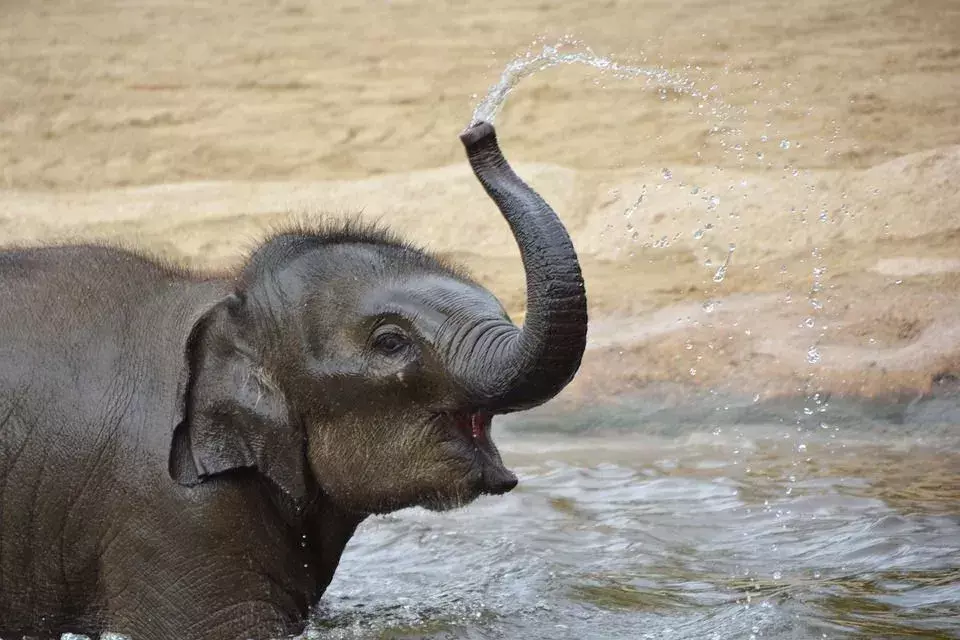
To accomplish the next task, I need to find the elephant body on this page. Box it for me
[0,246,348,639]
[0,123,587,640]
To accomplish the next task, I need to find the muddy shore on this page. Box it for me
[2,0,959,413]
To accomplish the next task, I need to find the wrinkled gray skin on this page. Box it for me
[0,122,587,640]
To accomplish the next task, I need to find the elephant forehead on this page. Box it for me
[361,275,507,327]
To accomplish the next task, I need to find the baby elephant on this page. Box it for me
[0,122,587,640]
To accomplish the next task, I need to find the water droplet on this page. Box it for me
[661,168,673,181]
[760,134,768,143]
[708,195,720,209]
[689,368,697,376]
[804,317,815,328]
[806,347,821,364]
[468,40,707,126]
[690,185,700,195]
[702,300,717,313]
[712,246,733,283]
[622,194,645,219]
[779,139,791,150]
[772,571,782,580]
[756,151,764,160]
[693,229,704,239]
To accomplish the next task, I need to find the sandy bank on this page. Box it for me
[2,0,959,409]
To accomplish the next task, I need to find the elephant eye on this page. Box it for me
[373,331,410,356]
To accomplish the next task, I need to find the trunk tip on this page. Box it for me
[460,120,496,149]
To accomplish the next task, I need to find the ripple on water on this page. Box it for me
[51,428,960,640]
[315,428,960,639]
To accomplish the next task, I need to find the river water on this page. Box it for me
[50,401,960,640]
[312,401,960,640]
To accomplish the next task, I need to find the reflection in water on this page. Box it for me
[311,423,960,640]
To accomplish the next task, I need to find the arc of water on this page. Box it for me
[469,41,706,127]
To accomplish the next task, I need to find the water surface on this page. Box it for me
[313,407,960,639]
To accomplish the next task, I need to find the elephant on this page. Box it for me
[0,121,587,640]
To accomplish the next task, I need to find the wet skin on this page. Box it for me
[0,122,587,640]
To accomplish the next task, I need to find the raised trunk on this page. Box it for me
[459,121,588,413]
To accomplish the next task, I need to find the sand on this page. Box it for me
[1,0,959,406]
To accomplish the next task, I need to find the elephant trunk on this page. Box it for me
[459,121,588,414]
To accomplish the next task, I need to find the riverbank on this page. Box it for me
[1,145,958,408]
[2,0,959,412]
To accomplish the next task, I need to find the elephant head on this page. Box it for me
[170,122,588,514]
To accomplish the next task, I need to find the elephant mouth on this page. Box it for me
[455,411,491,443]
[444,410,518,496]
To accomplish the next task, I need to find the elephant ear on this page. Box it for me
[169,293,308,502]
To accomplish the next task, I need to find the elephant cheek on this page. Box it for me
[305,431,370,505]
[302,424,417,511]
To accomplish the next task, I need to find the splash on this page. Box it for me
[469,39,709,127]
[467,39,744,263]
[712,243,736,283]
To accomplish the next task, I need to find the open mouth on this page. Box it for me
[439,410,517,496]
[432,410,492,447]
[452,411,491,445]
